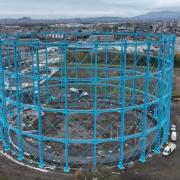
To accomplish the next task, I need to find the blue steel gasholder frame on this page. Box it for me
[0,32,176,172]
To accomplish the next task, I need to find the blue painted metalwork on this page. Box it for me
[118,43,127,169]
[139,39,151,162]
[0,39,10,151]
[0,32,176,172]
[35,44,45,168]
[63,44,70,173]
[13,41,24,160]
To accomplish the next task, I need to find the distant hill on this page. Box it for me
[0,11,180,24]
[132,11,180,21]
[55,12,180,23]
[18,17,32,21]
[67,17,124,23]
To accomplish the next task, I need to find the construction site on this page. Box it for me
[0,32,177,178]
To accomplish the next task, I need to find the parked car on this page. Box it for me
[162,143,176,156]
[69,87,88,97]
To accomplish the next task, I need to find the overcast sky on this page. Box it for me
[0,0,180,19]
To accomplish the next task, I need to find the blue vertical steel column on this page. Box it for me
[0,39,3,142]
[63,43,70,173]
[162,37,170,145]
[154,38,166,154]
[31,43,36,105]
[167,36,175,142]
[104,33,108,101]
[75,46,78,100]
[118,42,127,169]
[6,43,14,117]
[0,43,4,143]
[16,34,23,105]
[0,40,10,151]
[119,42,123,102]
[162,36,176,145]
[154,47,161,120]
[132,35,137,105]
[58,47,63,102]
[17,47,24,108]
[104,44,108,101]
[93,43,98,169]
[90,49,93,100]
[45,42,49,103]
[13,41,24,160]
[139,40,151,162]
[118,45,123,109]
[35,43,45,168]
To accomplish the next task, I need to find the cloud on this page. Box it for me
[154,0,180,10]
[0,0,179,18]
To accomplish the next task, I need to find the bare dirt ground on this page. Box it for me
[0,100,179,180]
[120,101,180,180]
[0,69,179,180]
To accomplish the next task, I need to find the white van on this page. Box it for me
[171,131,177,141]
[171,124,176,132]
[162,143,176,156]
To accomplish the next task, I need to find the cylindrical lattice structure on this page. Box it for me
[0,32,176,172]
